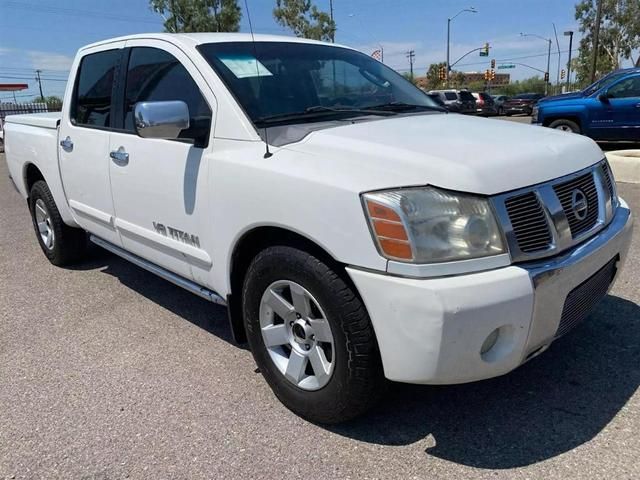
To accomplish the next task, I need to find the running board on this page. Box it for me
[89,235,226,306]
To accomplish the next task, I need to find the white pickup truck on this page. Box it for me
[4,33,633,424]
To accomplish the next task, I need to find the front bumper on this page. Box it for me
[347,200,633,384]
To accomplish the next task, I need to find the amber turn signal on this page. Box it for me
[365,199,413,260]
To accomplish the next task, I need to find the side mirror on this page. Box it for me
[134,101,190,140]
[598,91,611,102]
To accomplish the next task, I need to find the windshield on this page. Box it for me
[513,93,541,100]
[583,71,630,95]
[198,41,441,126]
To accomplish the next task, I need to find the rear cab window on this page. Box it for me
[444,92,457,100]
[71,49,121,129]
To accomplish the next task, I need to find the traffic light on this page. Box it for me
[490,59,496,69]
[561,69,566,79]
[544,71,550,82]
[438,66,446,80]
[490,69,496,80]
[479,42,490,56]
[484,69,490,81]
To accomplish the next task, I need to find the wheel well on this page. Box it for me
[227,226,346,344]
[543,115,581,129]
[24,163,45,197]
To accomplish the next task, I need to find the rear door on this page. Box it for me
[58,43,125,246]
[606,75,640,140]
[108,40,216,280]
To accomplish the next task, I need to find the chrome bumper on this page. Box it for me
[523,199,633,358]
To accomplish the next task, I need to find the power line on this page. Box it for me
[2,1,161,24]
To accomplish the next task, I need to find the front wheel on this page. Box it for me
[242,246,384,424]
[549,119,581,134]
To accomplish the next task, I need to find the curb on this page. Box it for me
[605,150,640,184]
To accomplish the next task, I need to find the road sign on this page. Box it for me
[479,51,488,57]
[498,64,516,69]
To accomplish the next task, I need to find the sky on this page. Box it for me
[0,0,604,102]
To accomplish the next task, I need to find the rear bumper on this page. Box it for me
[347,200,633,384]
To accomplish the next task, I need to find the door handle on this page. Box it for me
[59,136,74,151]
[110,147,129,165]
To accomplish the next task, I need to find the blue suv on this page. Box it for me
[532,68,640,141]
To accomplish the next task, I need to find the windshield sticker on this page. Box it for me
[219,55,273,79]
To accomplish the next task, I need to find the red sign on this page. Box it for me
[0,83,28,92]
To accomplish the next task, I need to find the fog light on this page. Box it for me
[481,328,500,355]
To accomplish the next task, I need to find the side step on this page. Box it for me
[89,235,226,306]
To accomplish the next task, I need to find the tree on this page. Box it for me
[150,0,241,33]
[273,0,335,42]
[32,95,63,106]
[574,0,640,85]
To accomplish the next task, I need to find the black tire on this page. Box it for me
[29,180,86,266]
[505,112,513,117]
[242,245,384,424]
[548,119,581,134]
[497,106,504,116]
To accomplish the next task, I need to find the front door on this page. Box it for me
[58,44,125,246]
[108,41,215,280]
[606,74,640,141]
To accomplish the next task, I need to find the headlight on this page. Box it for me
[531,106,539,120]
[363,187,506,263]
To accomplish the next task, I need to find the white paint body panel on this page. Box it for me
[3,33,632,385]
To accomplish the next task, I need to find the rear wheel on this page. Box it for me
[549,119,581,134]
[29,180,86,266]
[242,245,384,424]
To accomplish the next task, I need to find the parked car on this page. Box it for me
[533,67,640,141]
[472,92,498,116]
[492,95,510,115]
[428,89,476,114]
[4,33,632,424]
[503,93,545,116]
[426,92,446,108]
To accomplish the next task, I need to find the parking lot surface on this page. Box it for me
[1,153,639,479]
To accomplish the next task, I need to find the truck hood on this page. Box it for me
[538,91,585,104]
[283,113,604,195]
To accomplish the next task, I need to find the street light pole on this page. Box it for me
[446,7,477,87]
[564,31,574,91]
[521,33,552,96]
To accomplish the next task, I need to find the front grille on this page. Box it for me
[556,257,617,338]
[601,162,615,199]
[504,192,553,253]
[553,172,599,238]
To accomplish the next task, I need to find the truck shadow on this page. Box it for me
[72,248,638,468]
[329,295,640,469]
[73,245,240,348]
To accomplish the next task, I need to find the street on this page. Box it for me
[1,152,639,479]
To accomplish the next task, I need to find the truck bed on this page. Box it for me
[5,112,61,129]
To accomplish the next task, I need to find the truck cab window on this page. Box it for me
[123,47,212,146]
[72,49,120,128]
[608,77,640,98]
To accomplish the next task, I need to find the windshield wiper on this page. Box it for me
[365,101,447,113]
[255,105,395,126]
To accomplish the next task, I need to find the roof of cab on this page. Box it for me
[80,32,350,51]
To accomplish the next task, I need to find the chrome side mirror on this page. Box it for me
[134,101,190,140]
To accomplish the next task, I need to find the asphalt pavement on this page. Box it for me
[1,152,639,480]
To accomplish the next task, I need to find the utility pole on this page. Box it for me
[565,31,574,91]
[329,0,335,43]
[590,0,603,83]
[35,69,44,100]
[406,50,415,81]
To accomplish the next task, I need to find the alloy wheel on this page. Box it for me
[259,280,335,391]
